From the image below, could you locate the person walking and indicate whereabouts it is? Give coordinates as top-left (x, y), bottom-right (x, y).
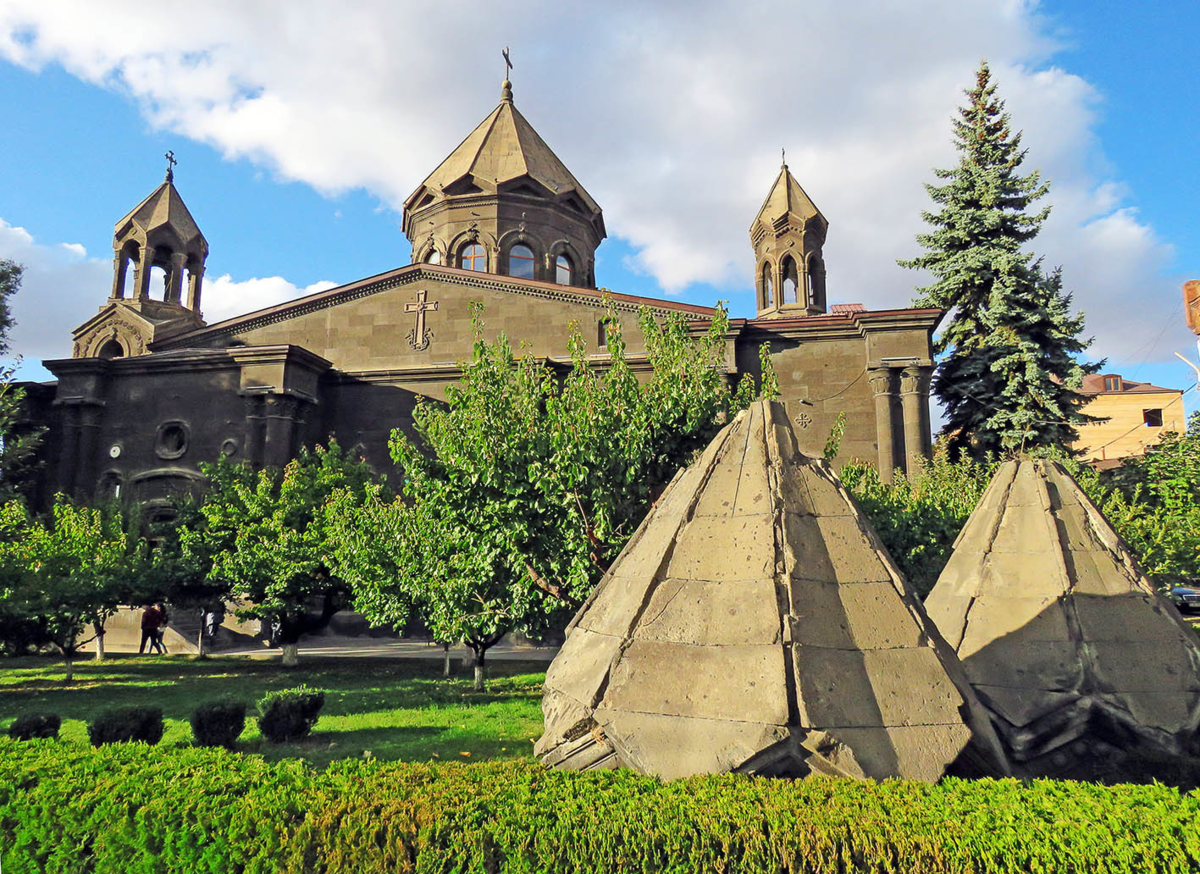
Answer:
top-left (153, 602), bottom-right (170, 654)
top-left (138, 604), bottom-right (162, 655)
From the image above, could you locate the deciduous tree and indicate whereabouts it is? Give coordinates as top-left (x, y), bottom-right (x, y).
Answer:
top-left (332, 302), bottom-right (774, 689)
top-left (192, 442), bottom-right (383, 667)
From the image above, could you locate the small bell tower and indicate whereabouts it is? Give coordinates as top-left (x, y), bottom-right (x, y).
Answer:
top-left (750, 154), bottom-right (828, 318)
top-left (72, 153), bottom-right (209, 359)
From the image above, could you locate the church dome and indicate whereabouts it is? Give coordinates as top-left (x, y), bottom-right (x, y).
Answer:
top-left (402, 80), bottom-right (605, 287)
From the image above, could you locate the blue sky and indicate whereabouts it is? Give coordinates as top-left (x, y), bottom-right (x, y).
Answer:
top-left (0, 0), bottom-right (1195, 420)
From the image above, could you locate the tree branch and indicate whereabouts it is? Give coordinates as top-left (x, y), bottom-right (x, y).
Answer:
top-left (525, 563), bottom-right (581, 608)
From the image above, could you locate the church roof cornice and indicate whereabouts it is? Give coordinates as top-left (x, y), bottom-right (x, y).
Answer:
top-left (152, 264), bottom-right (717, 351)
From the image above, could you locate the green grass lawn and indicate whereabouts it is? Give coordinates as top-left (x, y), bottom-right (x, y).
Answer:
top-left (0, 654), bottom-right (546, 768)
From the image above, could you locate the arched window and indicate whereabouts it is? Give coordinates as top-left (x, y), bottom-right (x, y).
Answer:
top-left (781, 257), bottom-right (799, 304)
top-left (761, 263), bottom-right (773, 308)
top-left (424, 249), bottom-right (441, 265)
top-left (509, 244), bottom-right (535, 279)
top-left (804, 259), bottom-right (814, 306)
top-left (98, 339), bottom-right (124, 360)
top-left (459, 243), bottom-right (486, 272)
top-left (556, 254), bottom-right (573, 285)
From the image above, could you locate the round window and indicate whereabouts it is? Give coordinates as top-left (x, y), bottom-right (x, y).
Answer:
top-left (155, 421), bottom-right (190, 460)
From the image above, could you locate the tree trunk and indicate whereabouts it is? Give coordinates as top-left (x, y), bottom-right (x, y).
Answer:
top-left (196, 610), bottom-right (206, 659)
top-left (64, 653), bottom-right (73, 683)
top-left (472, 647), bottom-right (486, 691)
top-left (442, 642), bottom-right (451, 678)
top-left (93, 621), bottom-right (105, 661)
top-left (281, 643), bottom-right (299, 667)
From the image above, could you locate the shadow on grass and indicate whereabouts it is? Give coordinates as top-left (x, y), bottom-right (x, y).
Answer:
top-left (0, 654), bottom-right (547, 769)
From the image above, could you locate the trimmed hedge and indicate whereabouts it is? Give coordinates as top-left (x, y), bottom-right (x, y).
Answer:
top-left (6, 712), bottom-right (60, 741)
top-left (1, 740), bottom-right (1198, 873)
top-left (257, 685), bottom-right (324, 743)
top-left (86, 706), bottom-right (164, 747)
top-left (190, 699), bottom-right (247, 749)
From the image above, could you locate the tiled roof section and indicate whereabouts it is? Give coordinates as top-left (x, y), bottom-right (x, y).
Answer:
top-left (404, 83), bottom-right (600, 216)
top-left (1080, 374), bottom-right (1181, 395)
top-left (830, 303), bottom-right (866, 314)
top-left (115, 180), bottom-right (206, 248)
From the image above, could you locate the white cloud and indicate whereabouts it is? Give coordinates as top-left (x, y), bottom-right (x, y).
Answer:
top-left (202, 275), bottom-right (337, 324)
top-left (0, 218), bottom-right (110, 379)
top-left (0, 218), bottom-right (334, 379)
top-left (0, 0), bottom-right (1189, 368)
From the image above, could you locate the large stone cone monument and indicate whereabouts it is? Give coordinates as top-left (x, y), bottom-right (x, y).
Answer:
top-left (925, 459), bottom-right (1200, 773)
top-left (536, 401), bottom-right (1008, 781)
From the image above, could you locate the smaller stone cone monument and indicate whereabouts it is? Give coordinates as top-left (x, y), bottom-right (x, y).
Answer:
top-left (536, 401), bottom-right (1008, 781)
top-left (925, 459), bottom-right (1200, 774)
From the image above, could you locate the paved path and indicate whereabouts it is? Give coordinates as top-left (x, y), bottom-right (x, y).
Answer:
top-left (218, 636), bottom-right (559, 662)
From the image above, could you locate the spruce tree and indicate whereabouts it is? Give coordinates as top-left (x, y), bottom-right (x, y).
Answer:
top-left (901, 63), bottom-right (1098, 457)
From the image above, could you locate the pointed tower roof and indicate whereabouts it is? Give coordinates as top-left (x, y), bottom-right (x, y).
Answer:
top-left (536, 400), bottom-right (1006, 782)
top-left (925, 460), bottom-right (1200, 773)
top-left (402, 80), bottom-right (604, 238)
top-left (752, 161), bottom-right (826, 232)
top-left (114, 176), bottom-right (207, 253)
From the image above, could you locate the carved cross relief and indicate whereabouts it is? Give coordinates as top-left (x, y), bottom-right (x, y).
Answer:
top-left (405, 289), bottom-right (438, 351)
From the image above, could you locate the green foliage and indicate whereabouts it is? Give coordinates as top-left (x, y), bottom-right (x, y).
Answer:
top-left (901, 63), bottom-right (1098, 457)
top-left (86, 706), bottom-right (164, 746)
top-left (257, 686), bottom-right (325, 743)
top-left (0, 260), bottom-right (45, 503)
top-left (823, 411), bottom-right (846, 462)
top-left (190, 699), bottom-right (247, 749)
top-left (3, 742), bottom-right (1199, 873)
top-left (844, 415), bottom-right (1200, 594)
top-left (189, 442), bottom-right (385, 650)
top-left (0, 497), bottom-right (133, 671)
top-left (1063, 413), bottom-right (1200, 578)
top-left (842, 449), bottom-right (999, 598)
top-left (6, 712), bottom-right (60, 741)
top-left (331, 303), bottom-right (774, 683)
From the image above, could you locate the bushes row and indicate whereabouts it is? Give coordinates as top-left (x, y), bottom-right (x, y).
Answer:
top-left (1, 740), bottom-right (1197, 874)
top-left (4, 685), bottom-right (323, 749)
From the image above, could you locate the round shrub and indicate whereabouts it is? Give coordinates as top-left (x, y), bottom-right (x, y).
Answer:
top-left (257, 685), bottom-right (325, 743)
top-left (7, 712), bottom-right (61, 741)
top-left (87, 706), bottom-right (164, 747)
top-left (190, 699), bottom-right (247, 749)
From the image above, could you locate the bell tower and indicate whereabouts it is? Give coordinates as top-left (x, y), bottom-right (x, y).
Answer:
top-left (72, 154), bottom-right (209, 359)
top-left (750, 156), bottom-right (828, 318)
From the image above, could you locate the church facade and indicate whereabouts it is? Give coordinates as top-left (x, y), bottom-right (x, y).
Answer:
top-left (23, 79), bottom-right (940, 514)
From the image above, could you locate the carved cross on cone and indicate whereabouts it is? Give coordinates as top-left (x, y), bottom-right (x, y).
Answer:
top-left (405, 289), bottom-right (438, 351)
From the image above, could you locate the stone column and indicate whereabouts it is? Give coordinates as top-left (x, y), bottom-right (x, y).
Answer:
top-left (110, 252), bottom-right (128, 299)
top-left (869, 368), bottom-right (897, 484)
top-left (900, 366), bottom-right (933, 477)
top-left (167, 252), bottom-right (188, 304)
top-left (263, 396), bottom-right (305, 468)
top-left (76, 402), bottom-right (105, 498)
top-left (135, 245), bottom-right (157, 300)
top-left (52, 399), bottom-right (106, 498)
top-left (242, 395), bottom-right (266, 470)
top-left (187, 264), bottom-right (205, 313)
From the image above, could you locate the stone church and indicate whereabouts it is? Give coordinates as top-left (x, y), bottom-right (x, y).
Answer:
top-left (22, 78), bottom-right (939, 514)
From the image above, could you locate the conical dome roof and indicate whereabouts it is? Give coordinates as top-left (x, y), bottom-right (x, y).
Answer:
top-left (925, 460), bottom-right (1200, 771)
top-left (403, 81), bottom-right (602, 233)
top-left (752, 163), bottom-right (825, 233)
top-left (114, 179), bottom-right (207, 252)
top-left (536, 401), bottom-right (1007, 782)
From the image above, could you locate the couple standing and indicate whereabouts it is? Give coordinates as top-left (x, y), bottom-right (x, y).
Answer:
top-left (139, 603), bottom-right (170, 655)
